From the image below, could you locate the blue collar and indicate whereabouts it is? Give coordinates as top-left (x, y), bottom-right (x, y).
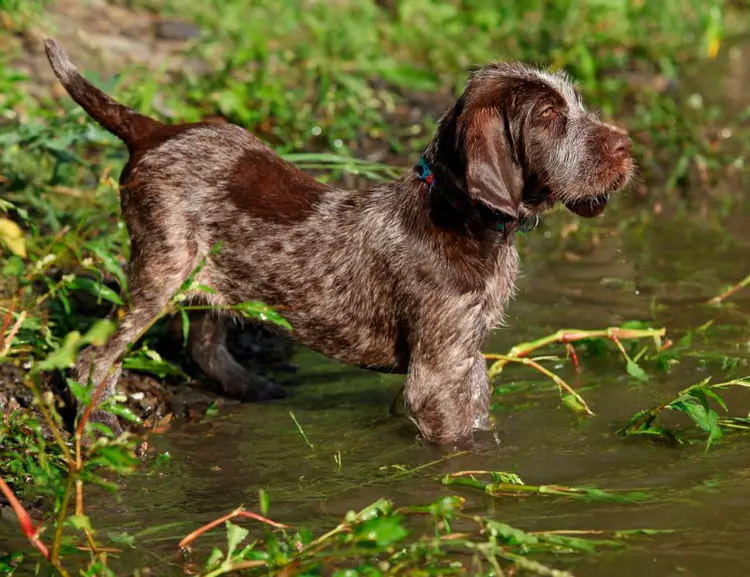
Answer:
top-left (415, 156), bottom-right (539, 233)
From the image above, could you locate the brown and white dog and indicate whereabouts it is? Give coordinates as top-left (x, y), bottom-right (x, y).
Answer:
top-left (44, 38), bottom-right (634, 445)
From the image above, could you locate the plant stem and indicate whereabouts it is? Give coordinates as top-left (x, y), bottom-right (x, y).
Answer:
top-left (707, 272), bottom-right (750, 305)
top-left (50, 474), bottom-right (74, 563)
top-left (76, 479), bottom-right (99, 555)
top-left (176, 508), bottom-right (288, 559)
top-left (0, 475), bottom-right (50, 560)
top-left (289, 410), bottom-right (314, 451)
top-left (26, 377), bottom-right (73, 463)
top-left (484, 354), bottom-right (594, 416)
top-left (0, 300), bottom-right (16, 353)
top-left (488, 326), bottom-right (665, 378)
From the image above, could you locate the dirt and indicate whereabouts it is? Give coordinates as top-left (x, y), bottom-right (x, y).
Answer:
top-left (3, 0), bottom-right (207, 100)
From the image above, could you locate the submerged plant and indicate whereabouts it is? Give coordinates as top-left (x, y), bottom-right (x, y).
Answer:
top-left (618, 376), bottom-right (750, 450)
top-left (485, 324), bottom-right (668, 416)
top-left (442, 471), bottom-right (652, 504)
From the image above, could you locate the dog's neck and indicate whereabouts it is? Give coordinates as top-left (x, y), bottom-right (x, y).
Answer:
top-left (414, 155), bottom-right (539, 234)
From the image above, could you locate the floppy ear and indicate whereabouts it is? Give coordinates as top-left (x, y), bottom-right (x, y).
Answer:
top-left (462, 107), bottom-right (523, 219)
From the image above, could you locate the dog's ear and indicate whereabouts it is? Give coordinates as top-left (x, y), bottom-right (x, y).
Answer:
top-left (462, 107), bottom-right (523, 219)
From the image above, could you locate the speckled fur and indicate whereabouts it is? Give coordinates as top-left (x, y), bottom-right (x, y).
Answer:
top-left (44, 39), bottom-right (633, 445)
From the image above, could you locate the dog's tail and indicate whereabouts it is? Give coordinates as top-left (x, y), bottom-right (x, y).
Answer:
top-left (44, 38), bottom-right (161, 150)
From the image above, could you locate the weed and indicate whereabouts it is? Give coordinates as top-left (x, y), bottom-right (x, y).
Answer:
top-left (442, 471), bottom-right (652, 503)
top-left (176, 495), bottom-right (661, 576)
top-left (618, 376), bottom-right (750, 449)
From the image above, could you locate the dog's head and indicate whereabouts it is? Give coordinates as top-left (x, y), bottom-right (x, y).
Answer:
top-left (425, 63), bottom-right (635, 221)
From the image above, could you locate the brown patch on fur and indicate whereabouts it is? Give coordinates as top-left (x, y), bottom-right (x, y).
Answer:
top-left (226, 149), bottom-right (331, 223)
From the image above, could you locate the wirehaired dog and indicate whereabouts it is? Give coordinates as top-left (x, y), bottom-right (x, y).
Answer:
top-left (44, 39), bottom-right (633, 445)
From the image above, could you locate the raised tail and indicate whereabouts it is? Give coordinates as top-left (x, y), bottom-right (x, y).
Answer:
top-left (43, 38), bottom-right (161, 150)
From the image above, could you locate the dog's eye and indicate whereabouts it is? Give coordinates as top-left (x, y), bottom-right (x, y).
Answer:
top-left (539, 105), bottom-right (556, 119)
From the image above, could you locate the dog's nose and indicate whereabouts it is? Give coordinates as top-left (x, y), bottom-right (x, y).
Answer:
top-left (604, 131), bottom-right (631, 159)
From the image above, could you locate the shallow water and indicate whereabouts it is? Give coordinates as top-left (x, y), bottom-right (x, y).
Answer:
top-left (5, 44), bottom-right (750, 577)
top-left (58, 184), bottom-right (746, 577)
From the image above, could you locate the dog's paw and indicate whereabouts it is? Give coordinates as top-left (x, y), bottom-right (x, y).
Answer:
top-left (257, 380), bottom-right (287, 401)
top-left (226, 373), bottom-right (287, 402)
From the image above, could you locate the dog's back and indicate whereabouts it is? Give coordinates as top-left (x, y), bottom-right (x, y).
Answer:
top-left (44, 39), bottom-right (414, 412)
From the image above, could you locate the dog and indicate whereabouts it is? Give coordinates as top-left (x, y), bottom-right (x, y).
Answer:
top-left (43, 38), bottom-right (633, 445)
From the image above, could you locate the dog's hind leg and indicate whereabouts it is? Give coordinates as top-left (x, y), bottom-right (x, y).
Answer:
top-left (75, 240), bottom-right (198, 436)
top-left (189, 313), bottom-right (286, 401)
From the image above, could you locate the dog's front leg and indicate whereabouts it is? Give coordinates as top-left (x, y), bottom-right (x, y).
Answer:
top-left (404, 346), bottom-right (477, 446)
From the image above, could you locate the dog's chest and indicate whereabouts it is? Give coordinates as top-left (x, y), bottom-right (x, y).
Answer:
top-left (481, 243), bottom-right (519, 329)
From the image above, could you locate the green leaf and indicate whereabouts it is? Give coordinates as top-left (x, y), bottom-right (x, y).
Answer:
top-left (669, 394), bottom-right (722, 450)
top-left (441, 474), bottom-right (486, 491)
top-left (87, 421), bottom-right (115, 438)
top-left (1, 255), bottom-right (24, 277)
top-left (82, 319), bottom-right (116, 346)
top-left (180, 308), bottom-right (190, 348)
top-left (35, 331), bottom-right (82, 372)
top-left (205, 547), bottom-right (224, 568)
top-left (666, 154), bottom-right (690, 190)
top-left (353, 515), bottom-right (408, 547)
top-left (123, 353), bottom-right (186, 379)
top-left (88, 445), bottom-right (139, 473)
top-left (107, 532), bottom-right (136, 548)
top-left (259, 489), bottom-right (270, 517)
top-left (562, 393), bottom-right (589, 414)
top-left (102, 402), bottom-right (141, 423)
top-left (427, 495), bottom-right (464, 517)
top-left (235, 301), bottom-right (293, 331)
top-left (347, 498), bottom-right (392, 523)
top-left (226, 521), bottom-right (249, 558)
top-left (581, 337), bottom-right (608, 357)
top-left (489, 471), bottom-right (524, 485)
top-left (80, 560), bottom-right (115, 577)
top-left (71, 277), bottom-right (124, 305)
top-left (87, 243), bottom-right (128, 295)
top-left (67, 514), bottom-right (93, 532)
top-left (706, 416), bottom-right (723, 451)
top-left (626, 360), bottom-right (649, 381)
top-left (203, 400), bottom-right (219, 419)
top-left (485, 520), bottom-right (539, 546)
top-left (66, 378), bottom-right (91, 406)
top-left (0, 552), bottom-right (24, 573)
top-left (700, 387), bottom-right (728, 412)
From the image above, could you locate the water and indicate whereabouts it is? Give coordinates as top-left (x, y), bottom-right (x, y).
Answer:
top-left (61, 183), bottom-right (746, 576)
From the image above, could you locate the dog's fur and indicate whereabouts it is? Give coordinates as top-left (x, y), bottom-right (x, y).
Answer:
top-left (44, 39), bottom-right (634, 445)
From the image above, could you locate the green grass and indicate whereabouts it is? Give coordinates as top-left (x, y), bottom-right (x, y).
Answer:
top-left (87, 0), bottom-right (750, 180)
top-left (1, 0), bottom-right (750, 575)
